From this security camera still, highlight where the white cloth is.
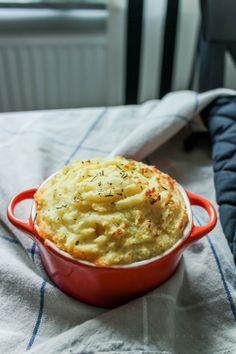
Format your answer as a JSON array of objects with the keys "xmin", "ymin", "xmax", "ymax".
[{"xmin": 0, "ymin": 89, "xmax": 236, "ymax": 354}]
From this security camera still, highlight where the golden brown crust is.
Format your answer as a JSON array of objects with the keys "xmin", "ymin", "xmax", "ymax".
[{"xmin": 34, "ymin": 156, "xmax": 188, "ymax": 266}]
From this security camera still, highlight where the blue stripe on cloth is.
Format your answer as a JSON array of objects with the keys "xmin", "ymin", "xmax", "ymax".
[
  {"xmin": 64, "ymin": 108, "xmax": 107, "ymax": 165},
  {"xmin": 30, "ymin": 242, "xmax": 37, "ymax": 263},
  {"xmin": 0, "ymin": 234, "xmax": 40, "ymax": 259},
  {"xmin": 207, "ymin": 235, "xmax": 236, "ymax": 321},
  {"xmin": 0, "ymin": 234, "xmax": 20, "ymax": 244},
  {"xmin": 194, "ymin": 214, "xmax": 236, "ymax": 321},
  {"xmin": 26, "ymin": 280, "xmax": 47, "ymax": 350},
  {"xmin": 1, "ymin": 128, "xmax": 111, "ymax": 153},
  {"xmin": 26, "ymin": 247, "xmax": 40, "ymax": 257}
]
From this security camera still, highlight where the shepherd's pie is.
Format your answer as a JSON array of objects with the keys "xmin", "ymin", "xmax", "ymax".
[{"xmin": 34, "ymin": 156, "xmax": 188, "ymax": 266}]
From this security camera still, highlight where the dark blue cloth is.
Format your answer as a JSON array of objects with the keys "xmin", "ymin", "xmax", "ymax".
[{"xmin": 202, "ymin": 96, "xmax": 236, "ymax": 262}]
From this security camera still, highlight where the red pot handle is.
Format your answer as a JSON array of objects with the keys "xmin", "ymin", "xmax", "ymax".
[
  {"xmin": 7, "ymin": 187, "xmax": 38, "ymax": 238},
  {"xmin": 186, "ymin": 191, "xmax": 217, "ymax": 245}
]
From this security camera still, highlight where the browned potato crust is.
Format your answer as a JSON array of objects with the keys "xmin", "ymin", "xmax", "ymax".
[{"xmin": 34, "ymin": 156, "xmax": 188, "ymax": 266}]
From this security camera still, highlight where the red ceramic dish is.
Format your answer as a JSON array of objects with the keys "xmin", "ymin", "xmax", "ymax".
[{"xmin": 7, "ymin": 178, "xmax": 217, "ymax": 308}]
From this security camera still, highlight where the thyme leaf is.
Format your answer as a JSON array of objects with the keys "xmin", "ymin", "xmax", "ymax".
[
  {"xmin": 56, "ymin": 204, "xmax": 67, "ymax": 209},
  {"xmin": 90, "ymin": 174, "xmax": 98, "ymax": 182}
]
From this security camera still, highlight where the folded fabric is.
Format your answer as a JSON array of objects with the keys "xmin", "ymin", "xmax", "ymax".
[
  {"xmin": 0, "ymin": 89, "xmax": 235, "ymax": 354},
  {"xmin": 202, "ymin": 96, "xmax": 236, "ymax": 262},
  {"xmin": 110, "ymin": 88, "xmax": 235, "ymax": 159}
]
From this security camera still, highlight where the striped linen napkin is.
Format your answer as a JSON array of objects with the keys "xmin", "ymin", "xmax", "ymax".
[{"xmin": 0, "ymin": 89, "xmax": 235, "ymax": 354}]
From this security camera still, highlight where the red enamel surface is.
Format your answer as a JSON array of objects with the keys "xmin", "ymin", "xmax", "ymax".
[{"xmin": 7, "ymin": 186, "xmax": 217, "ymax": 308}]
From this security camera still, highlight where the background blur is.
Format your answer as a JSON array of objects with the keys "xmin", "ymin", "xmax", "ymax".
[{"xmin": 0, "ymin": 0, "xmax": 235, "ymax": 112}]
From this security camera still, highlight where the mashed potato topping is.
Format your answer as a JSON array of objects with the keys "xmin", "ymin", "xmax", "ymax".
[{"xmin": 34, "ymin": 156, "xmax": 188, "ymax": 266}]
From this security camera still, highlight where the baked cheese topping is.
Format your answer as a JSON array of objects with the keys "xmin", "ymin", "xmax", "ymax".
[{"xmin": 34, "ymin": 156, "xmax": 188, "ymax": 266}]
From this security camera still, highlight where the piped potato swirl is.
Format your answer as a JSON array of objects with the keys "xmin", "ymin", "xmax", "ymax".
[{"xmin": 34, "ymin": 156, "xmax": 188, "ymax": 266}]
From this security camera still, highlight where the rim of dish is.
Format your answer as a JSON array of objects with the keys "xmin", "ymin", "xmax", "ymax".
[{"xmin": 31, "ymin": 172, "xmax": 193, "ymax": 269}]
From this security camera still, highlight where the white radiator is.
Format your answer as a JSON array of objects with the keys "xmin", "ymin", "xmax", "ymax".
[{"xmin": 0, "ymin": 34, "xmax": 108, "ymax": 112}]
